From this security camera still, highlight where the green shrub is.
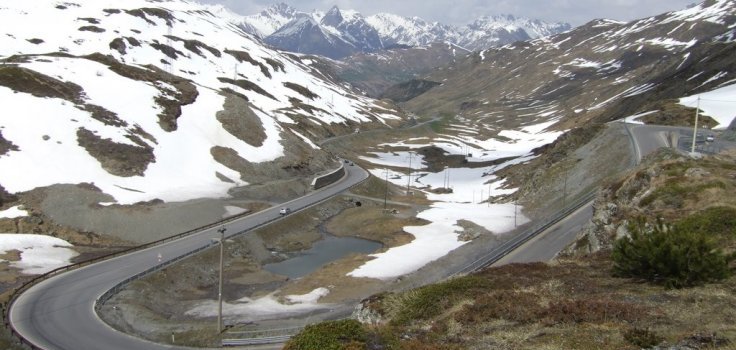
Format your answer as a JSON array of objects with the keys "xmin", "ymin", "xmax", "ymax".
[
  {"xmin": 640, "ymin": 180, "xmax": 727, "ymax": 208},
  {"xmin": 675, "ymin": 206, "xmax": 736, "ymax": 238},
  {"xmin": 640, "ymin": 183, "xmax": 687, "ymax": 207},
  {"xmin": 284, "ymin": 319, "xmax": 368, "ymax": 350},
  {"xmin": 391, "ymin": 276, "xmax": 491, "ymax": 326},
  {"xmin": 612, "ymin": 218, "xmax": 731, "ymax": 288}
]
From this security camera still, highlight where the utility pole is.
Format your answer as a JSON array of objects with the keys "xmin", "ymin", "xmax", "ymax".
[
  {"xmin": 443, "ymin": 166, "xmax": 448, "ymax": 189},
  {"xmin": 384, "ymin": 170, "xmax": 389, "ymax": 210},
  {"xmin": 446, "ymin": 168, "xmax": 450, "ymax": 190},
  {"xmin": 691, "ymin": 96, "xmax": 701, "ymax": 154},
  {"xmin": 514, "ymin": 199, "xmax": 518, "ymax": 228},
  {"xmin": 563, "ymin": 170, "xmax": 568, "ymax": 207},
  {"xmin": 488, "ymin": 183, "xmax": 491, "ymax": 207},
  {"xmin": 216, "ymin": 226, "xmax": 227, "ymax": 334},
  {"xmin": 406, "ymin": 152, "xmax": 412, "ymax": 195}
]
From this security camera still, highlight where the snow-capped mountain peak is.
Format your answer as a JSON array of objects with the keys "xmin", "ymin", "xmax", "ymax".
[
  {"xmin": 321, "ymin": 5, "xmax": 344, "ymax": 27},
  {"xmin": 240, "ymin": 2, "xmax": 301, "ymax": 37},
  {"xmin": 365, "ymin": 13, "xmax": 457, "ymax": 48}
]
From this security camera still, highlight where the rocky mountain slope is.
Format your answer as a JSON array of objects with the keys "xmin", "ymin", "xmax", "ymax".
[
  {"xmin": 330, "ymin": 42, "xmax": 470, "ymax": 97},
  {"xmin": 567, "ymin": 147, "xmax": 736, "ymax": 255},
  {"xmin": 401, "ymin": 0, "xmax": 736, "ymax": 136},
  {"xmin": 239, "ymin": 3, "xmax": 571, "ymax": 58},
  {"xmin": 0, "ymin": 0, "xmax": 403, "ymax": 207}
]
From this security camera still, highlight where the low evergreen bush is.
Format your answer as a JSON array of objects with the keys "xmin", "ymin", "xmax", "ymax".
[{"xmin": 612, "ymin": 217, "xmax": 731, "ymax": 288}]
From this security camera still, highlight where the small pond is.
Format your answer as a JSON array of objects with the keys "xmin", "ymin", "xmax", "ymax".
[{"xmin": 263, "ymin": 232, "xmax": 382, "ymax": 279}]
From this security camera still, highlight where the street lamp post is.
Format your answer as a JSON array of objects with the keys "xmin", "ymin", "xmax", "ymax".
[
  {"xmin": 215, "ymin": 226, "xmax": 227, "ymax": 333},
  {"xmin": 406, "ymin": 152, "xmax": 413, "ymax": 195},
  {"xmin": 384, "ymin": 169, "xmax": 389, "ymax": 210},
  {"xmin": 563, "ymin": 170, "xmax": 568, "ymax": 207},
  {"xmin": 443, "ymin": 166, "xmax": 450, "ymax": 190},
  {"xmin": 691, "ymin": 96, "xmax": 701, "ymax": 154}
]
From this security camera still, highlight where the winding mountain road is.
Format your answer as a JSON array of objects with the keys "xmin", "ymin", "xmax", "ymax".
[{"xmin": 9, "ymin": 164, "xmax": 369, "ymax": 350}]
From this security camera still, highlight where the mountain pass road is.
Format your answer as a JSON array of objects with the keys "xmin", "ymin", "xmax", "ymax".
[{"xmin": 9, "ymin": 163, "xmax": 368, "ymax": 350}]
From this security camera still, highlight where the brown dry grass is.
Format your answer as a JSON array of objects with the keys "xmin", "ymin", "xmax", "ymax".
[
  {"xmin": 359, "ymin": 253, "xmax": 736, "ymax": 350},
  {"xmin": 326, "ymin": 205, "xmax": 422, "ymax": 247}
]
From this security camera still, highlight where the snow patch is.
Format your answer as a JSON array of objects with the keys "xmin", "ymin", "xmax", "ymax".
[
  {"xmin": 0, "ymin": 234, "xmax": 78, "ymax": 274},
  {"xmin": 0, "ymin": 206, "xmax": 28, "ymax": 219},
  {"xmin": 186, "ymin": 288, "xmax": 331, "ymax": 322},
  {"xmin": 622, "ymin": 111, "xmax": 658, "ymax": 125},
  {"xmin": 223, "ymin": 206, "xmax": 247, "ymax": 218},
  {"xmin": 346, "ymin": 119, "xmax": 562, "ymax": 280}
]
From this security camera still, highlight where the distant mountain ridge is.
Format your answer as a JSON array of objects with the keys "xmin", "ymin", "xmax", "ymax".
[
  {"xmin": 366, "ymin": 13, "xmax": 572, "ymax": 50},
  {"xmin": 238, "ymin": 3, "xmax": 571, "ymax": 58}
]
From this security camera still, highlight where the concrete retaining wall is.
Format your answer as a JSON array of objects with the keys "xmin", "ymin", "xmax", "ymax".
[{"xmin": 311, "ymin": 165, "xmax": 345, "ymax": 190}]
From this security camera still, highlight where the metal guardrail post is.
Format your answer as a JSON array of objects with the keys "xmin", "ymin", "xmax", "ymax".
[{"xmin": 453, "ymin": 189, "xmax": 597, "ymax": 275}]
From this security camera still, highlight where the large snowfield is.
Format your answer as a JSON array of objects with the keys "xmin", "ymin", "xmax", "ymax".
[
  {"xmin": 680, "ymin": 82, "xmax": 736, "ymax": 129},
  {"xmin": 350, "ymin": 120, "xmax": 562, "ymax": 279}
]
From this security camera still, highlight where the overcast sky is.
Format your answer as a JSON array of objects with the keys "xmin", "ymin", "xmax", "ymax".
[{"xmin": 197, "ymin": 0, "xmax": 698, "ymax": 26}]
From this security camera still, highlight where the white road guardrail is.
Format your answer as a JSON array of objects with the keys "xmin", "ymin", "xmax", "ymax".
[{"xmin": 454, "ymin": 189, "xmax": 597, "ymax": 275}]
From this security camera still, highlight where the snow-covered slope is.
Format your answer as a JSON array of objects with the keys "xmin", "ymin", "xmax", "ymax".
[
  {"xmin": 0, "ymin": 0, "xmax": 401, "ymax": 205},
  {"xmin": 457, "ymin": 15, "xmax": 572, "ymax": 50},
  {"xmin": 238, "ymin": 2, "xmax": 299, "ymax": 37},
  {"xmin": 365, "ymin": 13, "xmax": 459, "ymax": 48}
]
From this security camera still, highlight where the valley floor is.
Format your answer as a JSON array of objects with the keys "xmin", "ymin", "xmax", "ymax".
[{"xmin": 90, "ymin": 121, "xmax": 637, "ymax": 347}]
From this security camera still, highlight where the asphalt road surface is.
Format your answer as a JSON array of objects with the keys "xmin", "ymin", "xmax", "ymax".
[
  {"xmin": 9, "ymin": 164, "xmax": 368, "ymax": 350},
  {"xmin": 494, "ymin": 202, "xmax": 594, "ymax": 266}
]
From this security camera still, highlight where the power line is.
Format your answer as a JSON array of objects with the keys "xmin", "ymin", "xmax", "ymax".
[{"xmin": 698, "ymin": 98, "xmax": 736, "ymax": 103}]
